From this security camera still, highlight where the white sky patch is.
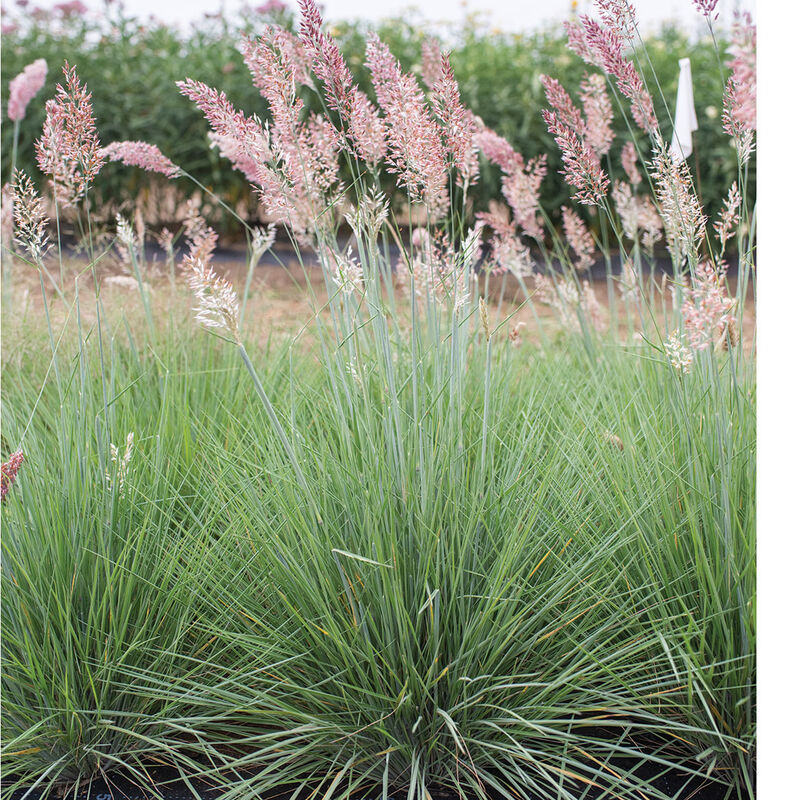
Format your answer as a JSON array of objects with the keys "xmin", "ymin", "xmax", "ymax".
[{"xmin": 37, "ymin": 0, "xmax": 756, "ymax": 33}]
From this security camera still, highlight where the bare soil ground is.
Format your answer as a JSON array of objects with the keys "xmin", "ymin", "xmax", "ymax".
[{"xmin": 2, "ymin": 254, "xmax": 755, "ymax": 359}]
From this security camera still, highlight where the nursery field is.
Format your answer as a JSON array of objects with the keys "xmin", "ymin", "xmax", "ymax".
[{"xmin": 1, "ymin": 1, "xmax": 756, "ymax": 799}]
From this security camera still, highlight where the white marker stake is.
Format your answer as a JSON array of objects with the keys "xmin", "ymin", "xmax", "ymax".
[{"xmin": 670, "ymin": 57, "xmax": 699, "ymax": 162}]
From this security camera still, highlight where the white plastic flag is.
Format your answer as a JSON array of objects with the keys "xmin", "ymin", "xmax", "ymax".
[{"xmin": 670, "ymin": 57, "xmax": 699, "ymax": 162}]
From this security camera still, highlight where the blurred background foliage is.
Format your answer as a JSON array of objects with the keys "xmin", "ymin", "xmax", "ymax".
[{"xmin": 1, "ymin": 5, "xmax": 753, "ymax": 235}]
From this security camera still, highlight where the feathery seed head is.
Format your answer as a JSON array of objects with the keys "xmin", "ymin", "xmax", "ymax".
[
  {"xmin": 580, "ymin": 73, "xmax": 614, "ymax": 156},
  {"xmin": 100, "ymin": 141, "xmax": 180, "ymax": 178},
  {"xmin": 12, "ymin": 170, "xmax": 51, "ymax": 263},
  {"xmin": 621, "ymin": 141, "xmax": 641, "ymax": 185},
  {"xmin": 35, "ymin": 63, "xmax": 105, "ymax": 207},
  {"xmin": 7, "ymin": 58, "xmax": 47, "ymax": 121},
  {"xmin": 188, "ymin": 259, "xmax": 241, "ymax": 343},
  {"xmin": 561, "ymin": 205, "xmax": 596, "ymax": 271}
]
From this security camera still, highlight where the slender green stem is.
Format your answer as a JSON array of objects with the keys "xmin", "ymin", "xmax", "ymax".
[{"xmin": 237, "ymin": 343, "xmax": 321, "ymax": 524}]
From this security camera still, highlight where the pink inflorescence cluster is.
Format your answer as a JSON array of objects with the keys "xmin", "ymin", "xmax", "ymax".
[
  {"xmin": 561, "ymin": 206, "xmax": 596, "ymax": 272},
  {"xmin": 543, "ymin": 107, "xmax": 609, "ymax": 206},
  {"xmin": 54, "ymin": 1, "xmax": 88, "ymax": 16},
  {"xmin": 682, "ymin": 261, "xmax": 735, "ymax": 352},
  {"xmin": 564, "ymin": 5, "xmax": 657, "ymax": 137},
  {"xmin": 431, "ymin": 55, "xmax": 480, "ymax": 190},
  {"xmin": 723, "ymin": 13, "xmax": 756, "ymax": 162},
  {"xmin": 580, "ymin": 74, "xmax": 614, "ymax": 157},
  {"xmin": 1, "ymin": 451, "xmax": 24, "ymax": 502},
  {"xmin": 35, "ymin": 62, "xmax": 105, "ymax": 207},
  {"xmin": 540, "ymin": 73, "xmax": 613, "ymax": 206},
  {"xmin": 692, "ymin": 0, "xmax": 720, "ymax": 20},
  {"xmin": 7, "ymin": 58, "xmax": 47, "ymax": 122},
  {"xmin": 365, "ymin": 34, "xmax": 449, "ymax": 216},
  {"xmin": 621, "ymin": 141, "xmax": 641, "ymax": 186},
  {"xmin": 100, "ymin": 141, "xmax": 181, "ymax": 178}
]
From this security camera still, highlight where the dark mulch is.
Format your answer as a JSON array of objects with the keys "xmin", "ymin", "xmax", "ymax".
[{"xmin": 5, "ymin": 758, "xmax": 742, "ymax": 800}]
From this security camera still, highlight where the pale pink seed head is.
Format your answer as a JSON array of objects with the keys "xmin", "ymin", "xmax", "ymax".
[
  {"xmin": 541, "ymin": 75, "xmax": 586, "ymax": 137},
  {"xmin": 187, "ymin": 257, "xmax": 241, "ymax": 342},
  {"xmin": 581, "ymin": 16, "xmax": 658, "ymax": 135},
  {"xmin": 502, "ymin": 155, "xmax": 548, "ymax": 239},
  {"xmin": 714, "ymin": 182, "xmax": 742, "ymax": 250},
  {"xmin": 366, "ymin": 34, "xmax": 449, "ymax": 217},
  {"xmin": 100, "ymin": 141, "xmax": 180, "ymax": 178},
  {"xmin": 561, "ymin": 205, "xmax": 596, "ymax": 271},
  {"xmin": 594, "ymin": 0, "xmax": 638, "ymax": 41},
  {"xmin": 432, "ymin": 54, "xmax": 480, "ymax": 188},
  {"xmin": 543, "ymin": 109, "xmax": 609, "ymax": 206},
  {"xmin": 473, "ymin": 126, "xmax": 524, "ymax": 174},
  {"xmin": 580, "ymin": 73, "xmax": 614, "ymax": 156},
  {"xmin": 621, "ymin": 141, "xmax": 641, "ymax": 185},
  {"xmin": 681, "ymin": 260, "xmax": 733, "ymax": 352},
  {"xmin": 35, "ymin": 62, "xmax": 105, "ymax": 207},
  {"xmin": 421, "ymin": 38, "xmax": 444, "ymax": 89},
  {"xmin": 563, "ymin": 19, "xmax": 603, "ymax": 68},
  {"xmin": 7, "ymin": 58, "xmax": 47, "ymax": 121}
]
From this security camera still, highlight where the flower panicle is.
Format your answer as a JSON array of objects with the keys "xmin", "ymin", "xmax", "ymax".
[
  {"xmin": 35, "ymin": 62, "xmax": 105, "ymax": 207},
  {"xmin": 177, "ymin": 78, "xmax": 272, "ymax": 178},
  {"xmin": 508, "ymin": 321, "xmax": 526, "ymax": 348},
  {"xmin": 563, "ymin": 20, "xmax": 602, "ymax": 68},
  {"xmin": 325, "ymin": 246, "xmax": 364, "ymax": 297},
  {"xmin": 1, "ymin": 451, "xmax": 24, "ymax": 502},
  {"xmin": 296, "ymin": 1, "xmax": 387, "ymax": 165},
  {"xmin": 681, "ymin": 260, "xmax": 734, "ymax": 352},
  {"xmin": 649, "ymin": 138, "xmax": 706, "ymax": 263},
  {"xmin": 722, "ymin": 13, "xmax": 756, "ymax": 163},
  {"xmin": 473, "ymin": 126, "xmax": 524, "ymax": 174},
  {"xmin": 665, "ymin": 331, "xmax": 693, "ymax": 374},
  {"xmin": 543, "ymin": 110, "xmax": 609, "ymax": 205},
  {"xmin": 618, "ymin": 258, "xmax": 640, "ymax": 303},
  {"xmin": 540, "ymin": 75, "xmax": 586, "ymax": 137},
  {"xmin": 251, "ymin": 224, "xmax": 277, "ymax": 261},
  {"xmin": 621, "ymin": 141, "xmax": 641, "ymax": 185},
  {"xmin": 187, "ymin": 258, "xmax": 241, "ymax": 343},
  {"xmin": 239, "ymin": 28, "xmax": 343, "ymax": 241},
  {"xmin": 478, "ymin": 203, "xmax": 533, "ymax": 279},
  {"xmin": 106, "ymin": 433, "xmax": 134, "ymax": 495},
  {"xmin": 502, "ymin": 155, "xmax": 548, "ymax": 239},
  {"xmin": 692, "ymin": 1, "xmax": 720, "ymax": 21},
  {"xmin": 561, "ymin": 205, "xmax": 596, "ymax": 271},
  {"xmin": 432, "ymin": 53, "xmax": 480, "ymax": 188},
  {"xmin": 594, "ymin": 0, "xmax": 638, "ymax": 42},
  {"xmin": 12, "ymin": 170, "xmax": 51, "ymax": 262},
  {"xmin": 345, "ymin": 186, "xmax": 389, "ymax": 241},
  {"xmin": 580, "ymin": 16, "xmax": 658, "ymax": 135},
  {"xmin": 8, "ymin": 58, "xmax": 47, "ymax": 122},
  {"xmin": 714, "ymin": 182, "xmax": 742, "ymax": 251},
  {"xmin": 115, "ymin": 212, "xmax": 136, "ymax": 249},
  {"xmin": 298, "ymin": 0, "xmax": 353, "ymax": 109},
  {"xmin": 421, "ymin": 38, "xmax": 444, "ymax": 88},
  {"xmin": 365, "ymin": 34, "xmax": 449, "ymax": 217},
  {"xmin": 347, "ymin": 90, "xmax": 387, "ymax": 166},
  {"xmin": 100, "ymin": 141, "xmax": 181, "ymax": 178},
  {"xmin": 580, "ymin": 73, "xmax": 614, "ymax": 156}
]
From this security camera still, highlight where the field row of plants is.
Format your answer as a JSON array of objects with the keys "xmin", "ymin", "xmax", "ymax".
[
  {"xmin": 2, "ymin": 0, "xmax": 755, "ymax": 798},
  {"xmin": 1, "ymin": 0, "xmax": 751, "ymax": 231}
]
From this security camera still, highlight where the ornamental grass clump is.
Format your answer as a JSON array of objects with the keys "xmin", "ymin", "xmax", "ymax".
[{"xmin": 1, "ymin": 0, "xmax": 755, "ymax": 798}]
